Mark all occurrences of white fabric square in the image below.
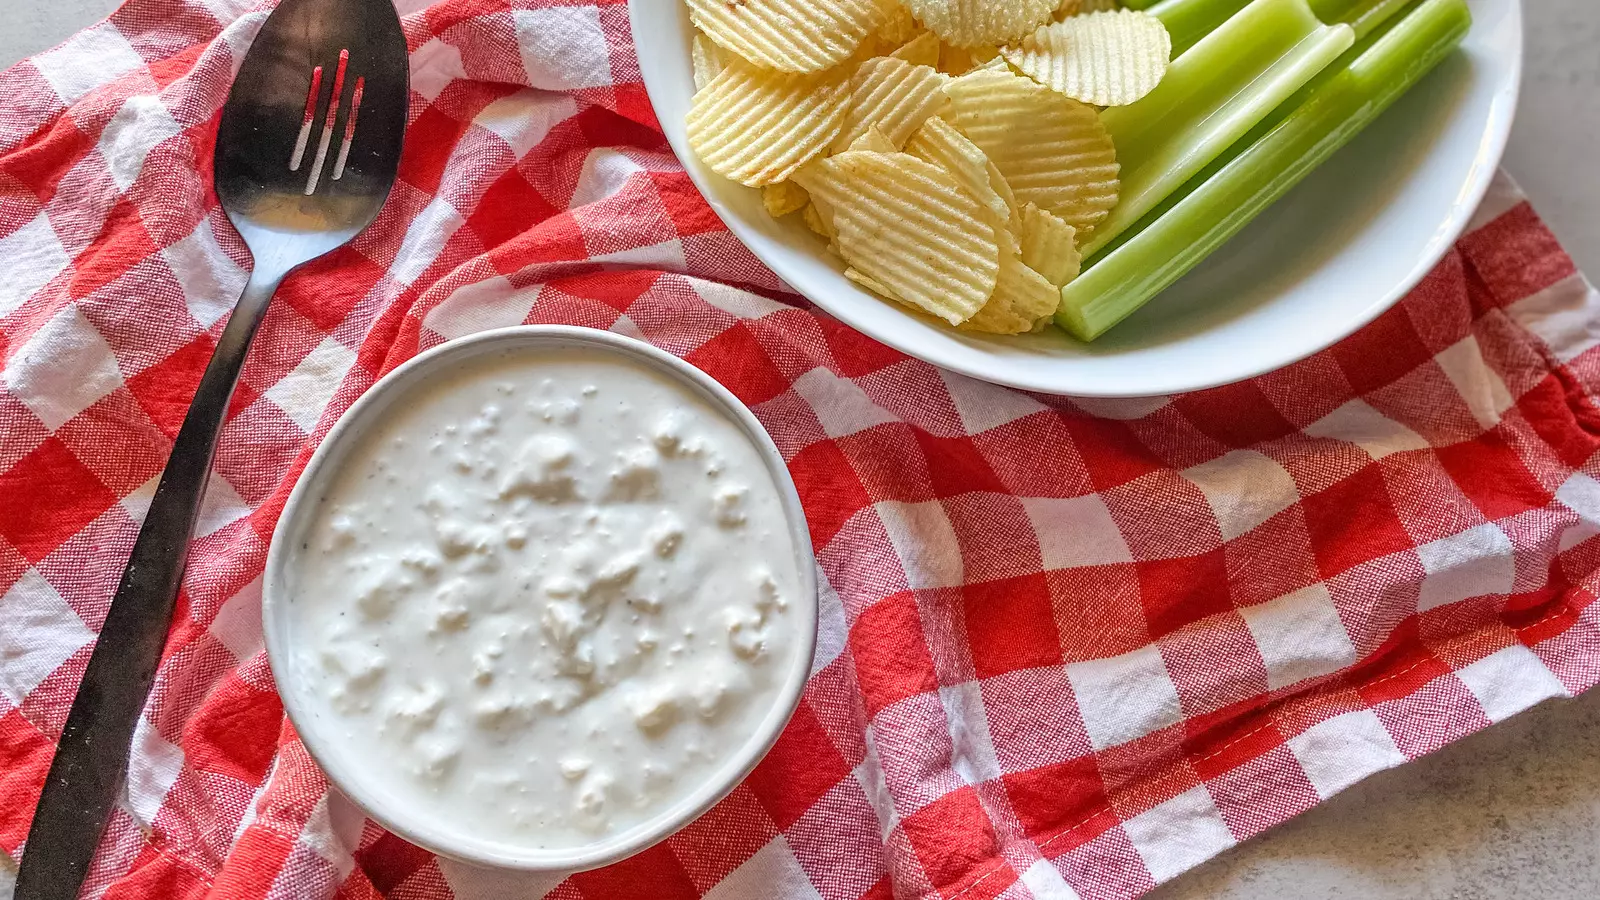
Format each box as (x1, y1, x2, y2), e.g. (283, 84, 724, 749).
(875, 500, 963, 589)
(854, 729, 900, 841)
(569, 148, 646, 209)
(298, 792, 368, 882)
(162, 219, 247, 329)
(705, 836, 824, 900)
(812, 567, 846, 674)
(591, 238, 686, 272)
(512, 6, 614, 92)
(410, 37, 467, 103)
(689, 279, 790, 320)
(1415, 523, 1515, 612)
(1065, 645, 1182, 750)
(940, 369, 1046, 434)
(1122, 786, 1236, 883)
(939, 681, 1003, 785)
(475, 91, 578, 160)
(424, 278, 539, 341)
(195, 471, 251, 538)
(3, 303, 124, 430)
(1238, 584, 1358, 691)
(1455, 645, 1568, 723)
(1555, 472, 1600, 551)
(32, 22, 145, 105)
(0, 214, 70, 318)
(438, 856, 562, 900)
(124, 714, 186, 828)
(120, 474, 161, 525)
(391, 196, 466, 286)
(1286, 709, 1407, 799)
(1435, 335, 1515, 430)
(209, 576, 264, 662)
(0, 569, 94, 705)
(98, 94, 184, 191)
(1303, 398, 1429, 460)
(1022, 495, 1133, 570)
(1507, 274, 1600, 365)
(1019, 859, 1080, 900)
(264, 337, 357, 432)
(1069, 395, 1170, 421)
(1183, 450, 1300, 541)
(792, 369, 898, 439)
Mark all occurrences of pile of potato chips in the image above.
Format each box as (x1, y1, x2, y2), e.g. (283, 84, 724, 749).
(685, 0, 1171, 335)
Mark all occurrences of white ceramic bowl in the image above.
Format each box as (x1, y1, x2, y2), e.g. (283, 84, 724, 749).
(262, 326, 819, 872)
(631, 0, 1522, 397)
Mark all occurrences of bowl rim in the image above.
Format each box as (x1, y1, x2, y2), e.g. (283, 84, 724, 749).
(261, 324, 820, 873)
(631, 0, 1525, 398)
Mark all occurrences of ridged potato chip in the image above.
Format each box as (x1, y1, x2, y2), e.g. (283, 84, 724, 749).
(1002, 10, 1172, 107)
(943, 68, 1120, 237)
(832, 57, 950, 152)
(687, 62, 850, 187)
(849, 125, 898, 153)
(905, 116, 1018, 239)
(961, 246, 1060, 334)
(1019, 202, 1080, 287)
(796, 151, 999, 324)
(908, 0, 1058, 48)
(763, 181, 811, 217)
(891, 30, 942, 67)
(688, 0, 889, 73)
(691, 33, 725, 91)
(937, 41, 1001, 74)
(802, 202, 835, 240)
(878, 0, 920, 44)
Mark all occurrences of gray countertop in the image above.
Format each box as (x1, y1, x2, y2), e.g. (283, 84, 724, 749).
(1, 1, 1597, 897)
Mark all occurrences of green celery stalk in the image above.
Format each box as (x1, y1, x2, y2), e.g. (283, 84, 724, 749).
(1087, 0, 1354, 258)
(1057, 0, 1471, 341)
(1142, 0, 1255, 57)
(1310, 0, 1416, 38)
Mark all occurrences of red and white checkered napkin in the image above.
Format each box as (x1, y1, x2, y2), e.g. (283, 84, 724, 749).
(3, 1, 1599, 898)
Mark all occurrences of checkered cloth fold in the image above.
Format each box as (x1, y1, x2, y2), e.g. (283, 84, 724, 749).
(2, 1, 1598, 898)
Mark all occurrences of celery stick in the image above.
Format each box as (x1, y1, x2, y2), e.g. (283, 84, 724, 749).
(1310, 0, 1414, 38)
(1056, 0, 1471, 341)
(1143, 0, 1254, 57)
(1087, 0, 1354, 258)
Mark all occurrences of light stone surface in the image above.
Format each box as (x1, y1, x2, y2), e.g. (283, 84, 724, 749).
(1, 1, 1597, 898)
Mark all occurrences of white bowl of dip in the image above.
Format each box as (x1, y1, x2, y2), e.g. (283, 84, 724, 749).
(263, 325, 817, 872)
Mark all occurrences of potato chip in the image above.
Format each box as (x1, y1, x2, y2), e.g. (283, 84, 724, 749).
(801, 202, 835, 240)
(845, 266, 900, 299)
(943, 68, 1120, 237)
(688, 0, 889, 73)
(796, 151, 999, 324)
(905, 116, 1018, 239)
(1055, 0, 1083, 15)
(849, 126, 898, 153)
(908, 0, 1058, 48)
(891, 30, 942, 67)
(687, 62, 850, 187)
(691, 33, 725, 92)
(1074, 0, 1120, 13)
(877, 0, 920, 45)
(961, 247, 1060, 334)
(937, 41, 1002, 74)
(1018, 202, 1080, 287)
(763, 181, 811, 217)
(1002, 10, 1172, 107)
(832, 57, 950, 152)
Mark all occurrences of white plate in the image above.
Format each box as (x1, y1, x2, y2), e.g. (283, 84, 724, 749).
(631, 0, 1522, 397)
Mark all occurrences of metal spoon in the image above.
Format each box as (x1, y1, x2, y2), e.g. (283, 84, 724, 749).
(17, 1, 407, 896)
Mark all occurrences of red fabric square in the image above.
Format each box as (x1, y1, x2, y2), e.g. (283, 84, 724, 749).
(742, 699, 853, 832)
(1331, 303, 1434, 395)
(1049, 566, 1149, 662)
(684, 323, 790, 406)
(786, 439, 872, 551)
(911, 431, 1006, 498)
(1059, 416, 1164, 492)
(180, 673, 283, 785)
(1301, 466, 1415, 578)
(569, 843, 699, 900)
(666, 785, 778, 892)
(963, 573, 1062, 678)
(850, 592, 939, 716)
(124, 332, 211, 439)
(1002, 756, 1111, 842)
(1434, 431, 1554, 520)
(0, 437, 116, 562)
(901, 787, 1003, 895)
(1135, 551, 1232, 639)
(1175, 381, 1297, 447)
(470, 166, 559, 248)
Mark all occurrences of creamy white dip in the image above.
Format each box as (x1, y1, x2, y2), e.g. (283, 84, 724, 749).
(284, 346, 802, 850)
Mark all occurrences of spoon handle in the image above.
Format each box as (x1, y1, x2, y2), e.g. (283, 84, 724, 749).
(15, 270, 283, 900)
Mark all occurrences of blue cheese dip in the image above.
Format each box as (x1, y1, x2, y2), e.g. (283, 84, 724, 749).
(284, 345, 803, 850)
